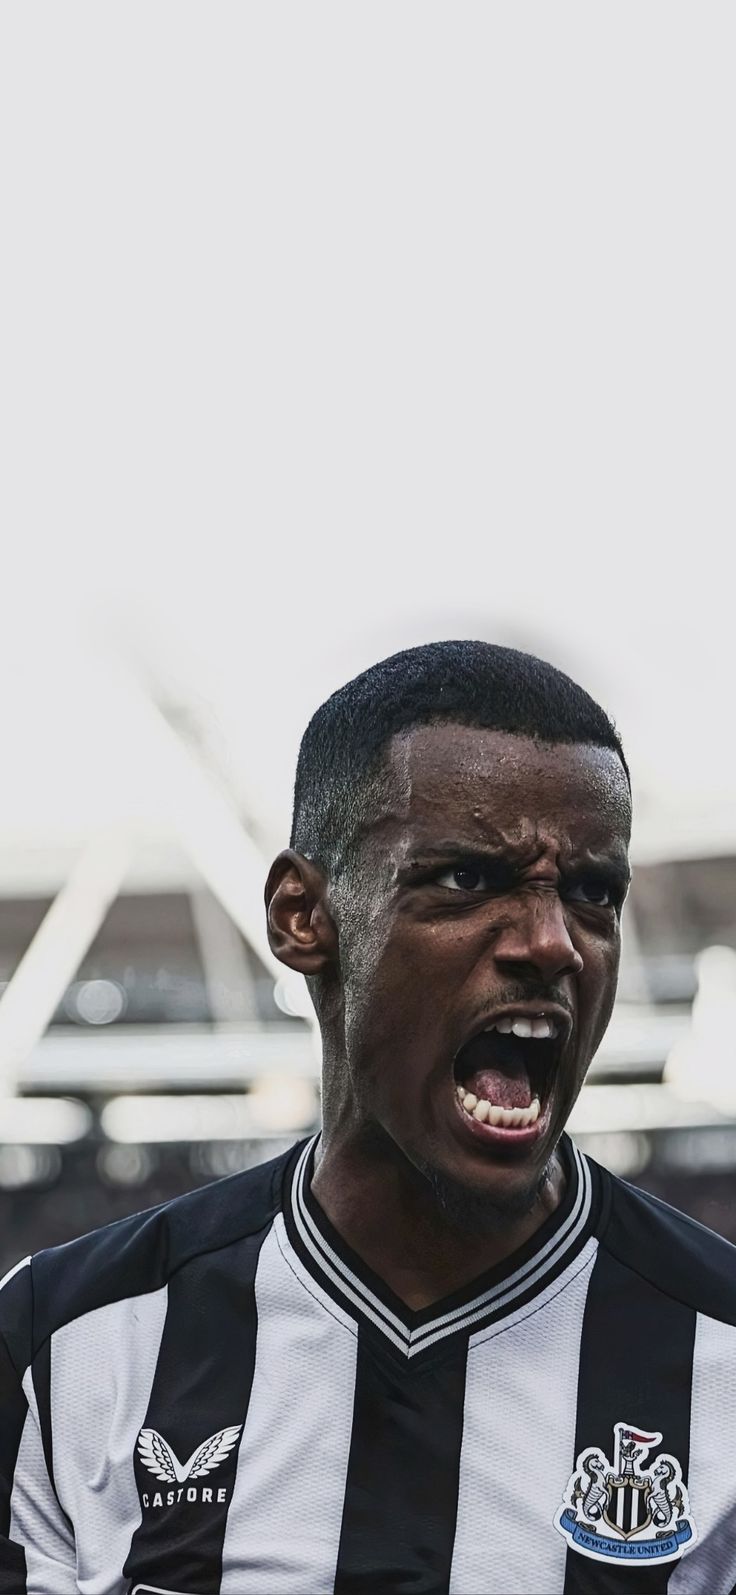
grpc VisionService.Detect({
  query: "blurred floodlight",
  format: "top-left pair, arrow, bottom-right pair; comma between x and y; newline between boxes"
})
101,1094 -> 252,1142
273,975 -> 314,1020
0,1097 -> 92,1144
0,1145 -> 63,1189
67,979 -> 127,1026
97,1143 -> 155,1186
663,1128 -> 736,1172
573,1132 -> 651,1178
101,1084 -> 317,1143
569,1082 -> 723,1134
190,1139 -> 300,1179
247,1075 -> 317,1132
665,945 -> 736,1111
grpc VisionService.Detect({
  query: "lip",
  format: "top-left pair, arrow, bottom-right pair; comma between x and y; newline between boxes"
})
452,1087 -> 552,1153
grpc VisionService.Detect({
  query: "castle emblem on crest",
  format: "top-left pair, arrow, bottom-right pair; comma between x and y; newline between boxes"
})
555,1422 -> 697,1565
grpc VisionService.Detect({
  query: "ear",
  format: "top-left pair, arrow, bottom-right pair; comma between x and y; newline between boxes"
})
265,849 -> 338,975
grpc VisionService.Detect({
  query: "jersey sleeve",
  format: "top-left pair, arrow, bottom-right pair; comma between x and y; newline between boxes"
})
0,1257 -> 77,1592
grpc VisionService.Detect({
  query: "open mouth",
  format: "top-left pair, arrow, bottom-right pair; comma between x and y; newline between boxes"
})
452,1014 -> 564,1138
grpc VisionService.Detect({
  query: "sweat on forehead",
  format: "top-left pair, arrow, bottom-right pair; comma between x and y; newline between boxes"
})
383,725 -> 631,836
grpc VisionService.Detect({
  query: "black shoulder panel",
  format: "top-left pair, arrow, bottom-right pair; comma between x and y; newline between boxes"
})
28,1139 -> 303,1354
600,1166 -> 736,1326
0,1259 -> 33,1380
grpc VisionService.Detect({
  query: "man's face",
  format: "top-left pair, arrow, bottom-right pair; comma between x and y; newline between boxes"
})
331,724 -> 631,1214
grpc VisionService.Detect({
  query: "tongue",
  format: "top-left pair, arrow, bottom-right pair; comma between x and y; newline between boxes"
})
457,1034 -> 532,1109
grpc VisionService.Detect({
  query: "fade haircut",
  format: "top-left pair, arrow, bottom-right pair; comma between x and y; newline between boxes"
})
290,640 -> 629,877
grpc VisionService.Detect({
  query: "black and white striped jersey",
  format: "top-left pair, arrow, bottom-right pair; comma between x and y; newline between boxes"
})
2,1133 -> 736,1595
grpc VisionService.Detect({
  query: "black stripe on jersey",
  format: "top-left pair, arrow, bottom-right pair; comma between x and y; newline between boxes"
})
605,1175 -> 736,1327
30,1338 -> 73,1541
28,1147 -> 290,1353
0,1259 -> 33,1595
29,1340 -> 53,1499
562,1246 -> 696,1595
0,1329 -> 27,1593
334,1328 -> 467,1595
122,1225 -> 271,1595
285,1134 -> 601,1361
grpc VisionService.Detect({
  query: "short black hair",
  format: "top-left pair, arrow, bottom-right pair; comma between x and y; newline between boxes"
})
291,640 -> 629,875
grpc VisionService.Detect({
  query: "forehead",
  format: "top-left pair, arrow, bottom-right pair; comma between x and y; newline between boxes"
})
380,723 -> 631,853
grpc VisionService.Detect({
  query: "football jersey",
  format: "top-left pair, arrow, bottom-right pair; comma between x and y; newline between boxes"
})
1,1132 -> 736,1595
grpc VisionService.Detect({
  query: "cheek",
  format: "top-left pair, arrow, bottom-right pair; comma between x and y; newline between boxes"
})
343,931 -> 452,1061
378,922 -> 472,1003
337,893 -> 394,989
339,934 -> 404,1049
403,914 -> 488,973
579,939 -> 620,1024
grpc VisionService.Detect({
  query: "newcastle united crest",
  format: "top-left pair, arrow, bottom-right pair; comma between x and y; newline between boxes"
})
555,1421 -> 697,1566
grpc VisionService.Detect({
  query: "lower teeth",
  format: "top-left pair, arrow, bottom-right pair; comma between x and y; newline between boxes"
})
456,1086 -> 540,1129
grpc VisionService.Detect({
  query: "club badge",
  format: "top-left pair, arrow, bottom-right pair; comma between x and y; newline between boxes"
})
555,1421 -> 697,1565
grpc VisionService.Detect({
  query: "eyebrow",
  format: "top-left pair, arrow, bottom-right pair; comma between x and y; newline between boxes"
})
401,842 -> 632,890
403,842 -> 511,868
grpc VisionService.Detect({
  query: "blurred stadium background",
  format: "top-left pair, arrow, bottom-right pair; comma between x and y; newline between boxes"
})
3,6 -> 735,1273
2,626 -> 736,1277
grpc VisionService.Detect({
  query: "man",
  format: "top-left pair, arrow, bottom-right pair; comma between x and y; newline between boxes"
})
1,640 -> 734,1595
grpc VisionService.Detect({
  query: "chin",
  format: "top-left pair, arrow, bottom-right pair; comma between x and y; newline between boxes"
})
414,1146 -> 555,1234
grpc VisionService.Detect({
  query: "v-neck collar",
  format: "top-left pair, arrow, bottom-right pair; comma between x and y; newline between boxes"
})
282,1132 -> 601,1360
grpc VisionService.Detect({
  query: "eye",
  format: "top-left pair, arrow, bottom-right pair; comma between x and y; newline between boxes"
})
434,866 -> 489,893
566,878 -> 616,907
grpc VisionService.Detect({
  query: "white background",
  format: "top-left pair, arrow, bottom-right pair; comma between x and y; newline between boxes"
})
1,3 -> 734,858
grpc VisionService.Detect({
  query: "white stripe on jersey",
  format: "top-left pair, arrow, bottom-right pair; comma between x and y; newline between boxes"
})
220,1221 -> 358,1595
670,1311 -> 736,1594
51,1287 -> 169,1595
290,1139 -> 410,1351
273,1213 -> 359,1340
0,1256 -> 31,1294
467,1235 -> 598,1353
451,1241 -> 597,1595
10,1368 -> 76,1594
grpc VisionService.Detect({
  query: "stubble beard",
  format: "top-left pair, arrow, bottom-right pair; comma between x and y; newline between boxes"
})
415,1149 -> 556,1235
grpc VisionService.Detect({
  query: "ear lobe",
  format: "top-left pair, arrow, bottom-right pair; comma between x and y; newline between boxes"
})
265,850 -> 337,975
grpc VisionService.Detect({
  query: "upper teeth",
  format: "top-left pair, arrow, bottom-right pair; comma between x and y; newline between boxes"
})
487,1015 -> 559,1040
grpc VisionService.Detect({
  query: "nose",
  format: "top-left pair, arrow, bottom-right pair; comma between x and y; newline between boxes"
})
491,888 -> 584,983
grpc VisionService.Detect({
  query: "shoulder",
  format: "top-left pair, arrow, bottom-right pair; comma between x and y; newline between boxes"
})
595,1159 -> 736,1326
0,1139 -> 304,1363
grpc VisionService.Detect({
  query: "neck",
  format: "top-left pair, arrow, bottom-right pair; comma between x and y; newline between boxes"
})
310,1125 -> 566,1311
